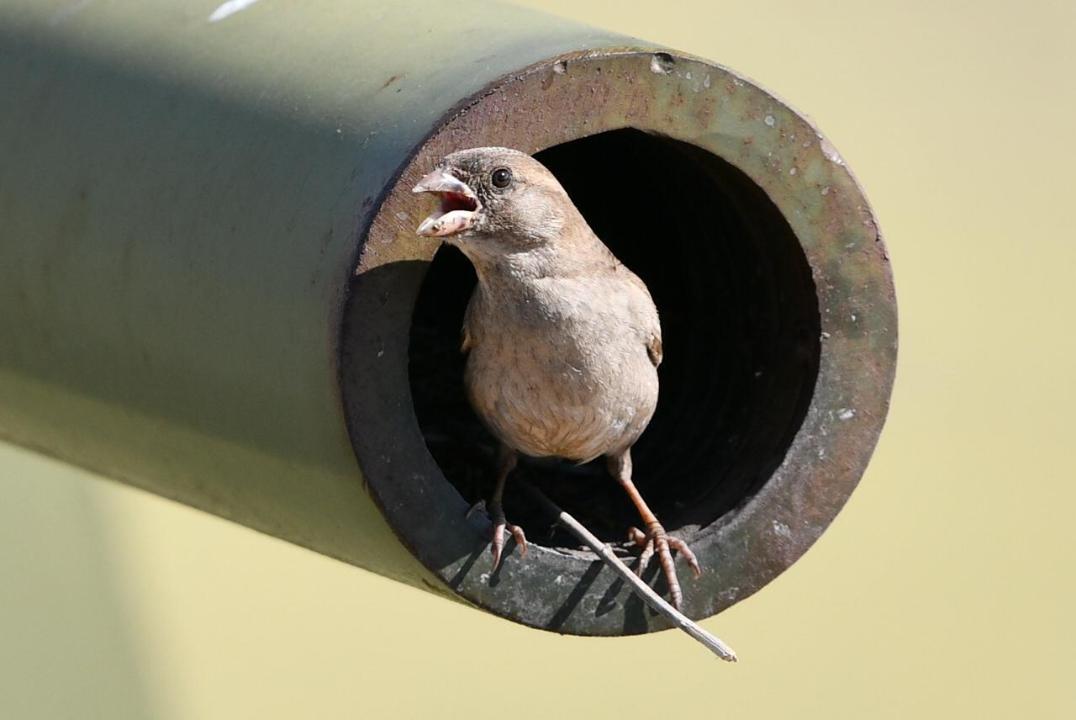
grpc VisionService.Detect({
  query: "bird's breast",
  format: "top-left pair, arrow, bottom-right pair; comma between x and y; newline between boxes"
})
463,286 -> 658,462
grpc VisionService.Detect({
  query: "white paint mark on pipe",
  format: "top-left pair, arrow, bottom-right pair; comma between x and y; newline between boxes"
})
209,0 -> 262,23
819,134 -> 846,165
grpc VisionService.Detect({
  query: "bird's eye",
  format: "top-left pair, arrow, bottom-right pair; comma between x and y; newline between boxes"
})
491,167 -> 512,189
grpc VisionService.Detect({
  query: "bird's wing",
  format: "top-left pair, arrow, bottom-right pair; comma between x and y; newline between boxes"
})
460,290 -> 480,353
619,265 -> 663,368
460,324 -> 472,354
646,332 -> 663,367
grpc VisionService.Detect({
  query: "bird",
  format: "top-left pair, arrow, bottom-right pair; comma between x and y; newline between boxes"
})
412,147 -> 700,609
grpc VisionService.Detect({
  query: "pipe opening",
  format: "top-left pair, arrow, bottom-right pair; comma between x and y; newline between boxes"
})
408,128 -> 820,549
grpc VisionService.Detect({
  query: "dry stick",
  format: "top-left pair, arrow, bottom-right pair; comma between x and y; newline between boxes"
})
518,481 -> 738,662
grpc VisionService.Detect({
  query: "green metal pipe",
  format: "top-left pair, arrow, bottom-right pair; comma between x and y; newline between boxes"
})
0,0 -> 896,633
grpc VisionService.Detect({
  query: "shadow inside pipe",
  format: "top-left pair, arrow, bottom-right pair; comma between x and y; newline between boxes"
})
545,559 -> 604,632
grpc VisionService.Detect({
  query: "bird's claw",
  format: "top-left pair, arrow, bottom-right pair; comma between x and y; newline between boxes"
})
628,524 -> 700,609
488,502 -> 528,571
490,519 -> 528,570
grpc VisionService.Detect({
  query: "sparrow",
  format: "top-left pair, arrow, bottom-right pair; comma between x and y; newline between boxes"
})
413,147 -> 700,609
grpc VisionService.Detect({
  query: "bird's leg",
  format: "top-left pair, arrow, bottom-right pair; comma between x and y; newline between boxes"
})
487,446 -> 528,570
609,450 -> 700,610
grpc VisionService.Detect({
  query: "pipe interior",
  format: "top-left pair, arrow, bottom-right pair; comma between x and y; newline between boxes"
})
408,128 -> 820,549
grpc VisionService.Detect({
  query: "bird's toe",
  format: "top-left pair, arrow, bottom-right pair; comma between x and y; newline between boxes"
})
666,535 -> 701,579
487,502 -> 527,571
627,523 -> 697,609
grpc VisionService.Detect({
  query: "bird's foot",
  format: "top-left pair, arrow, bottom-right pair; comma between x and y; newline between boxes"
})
468,499 -> 528,570
628,523 -> 701,610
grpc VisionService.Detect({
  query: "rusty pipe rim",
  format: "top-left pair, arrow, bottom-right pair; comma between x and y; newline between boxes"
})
342,48 -> 897,634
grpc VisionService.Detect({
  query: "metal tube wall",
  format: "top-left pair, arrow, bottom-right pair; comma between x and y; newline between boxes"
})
0,0 -> 627,591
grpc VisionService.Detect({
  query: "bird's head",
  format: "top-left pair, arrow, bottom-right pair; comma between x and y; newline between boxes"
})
412,147 -> 574,252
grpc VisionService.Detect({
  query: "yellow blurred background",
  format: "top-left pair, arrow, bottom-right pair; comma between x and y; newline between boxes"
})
2,0 -> 1074,717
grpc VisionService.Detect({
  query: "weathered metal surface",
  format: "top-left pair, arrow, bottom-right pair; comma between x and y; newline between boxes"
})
0,0 -> 895,635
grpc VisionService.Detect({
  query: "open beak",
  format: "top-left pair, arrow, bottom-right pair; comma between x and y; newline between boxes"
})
412,169 -> 480,237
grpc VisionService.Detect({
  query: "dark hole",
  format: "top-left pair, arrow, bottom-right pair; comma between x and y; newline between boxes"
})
408,128 -> 820,549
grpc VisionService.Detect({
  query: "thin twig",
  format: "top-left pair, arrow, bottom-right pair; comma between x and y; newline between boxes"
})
518,482 -> 738,662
